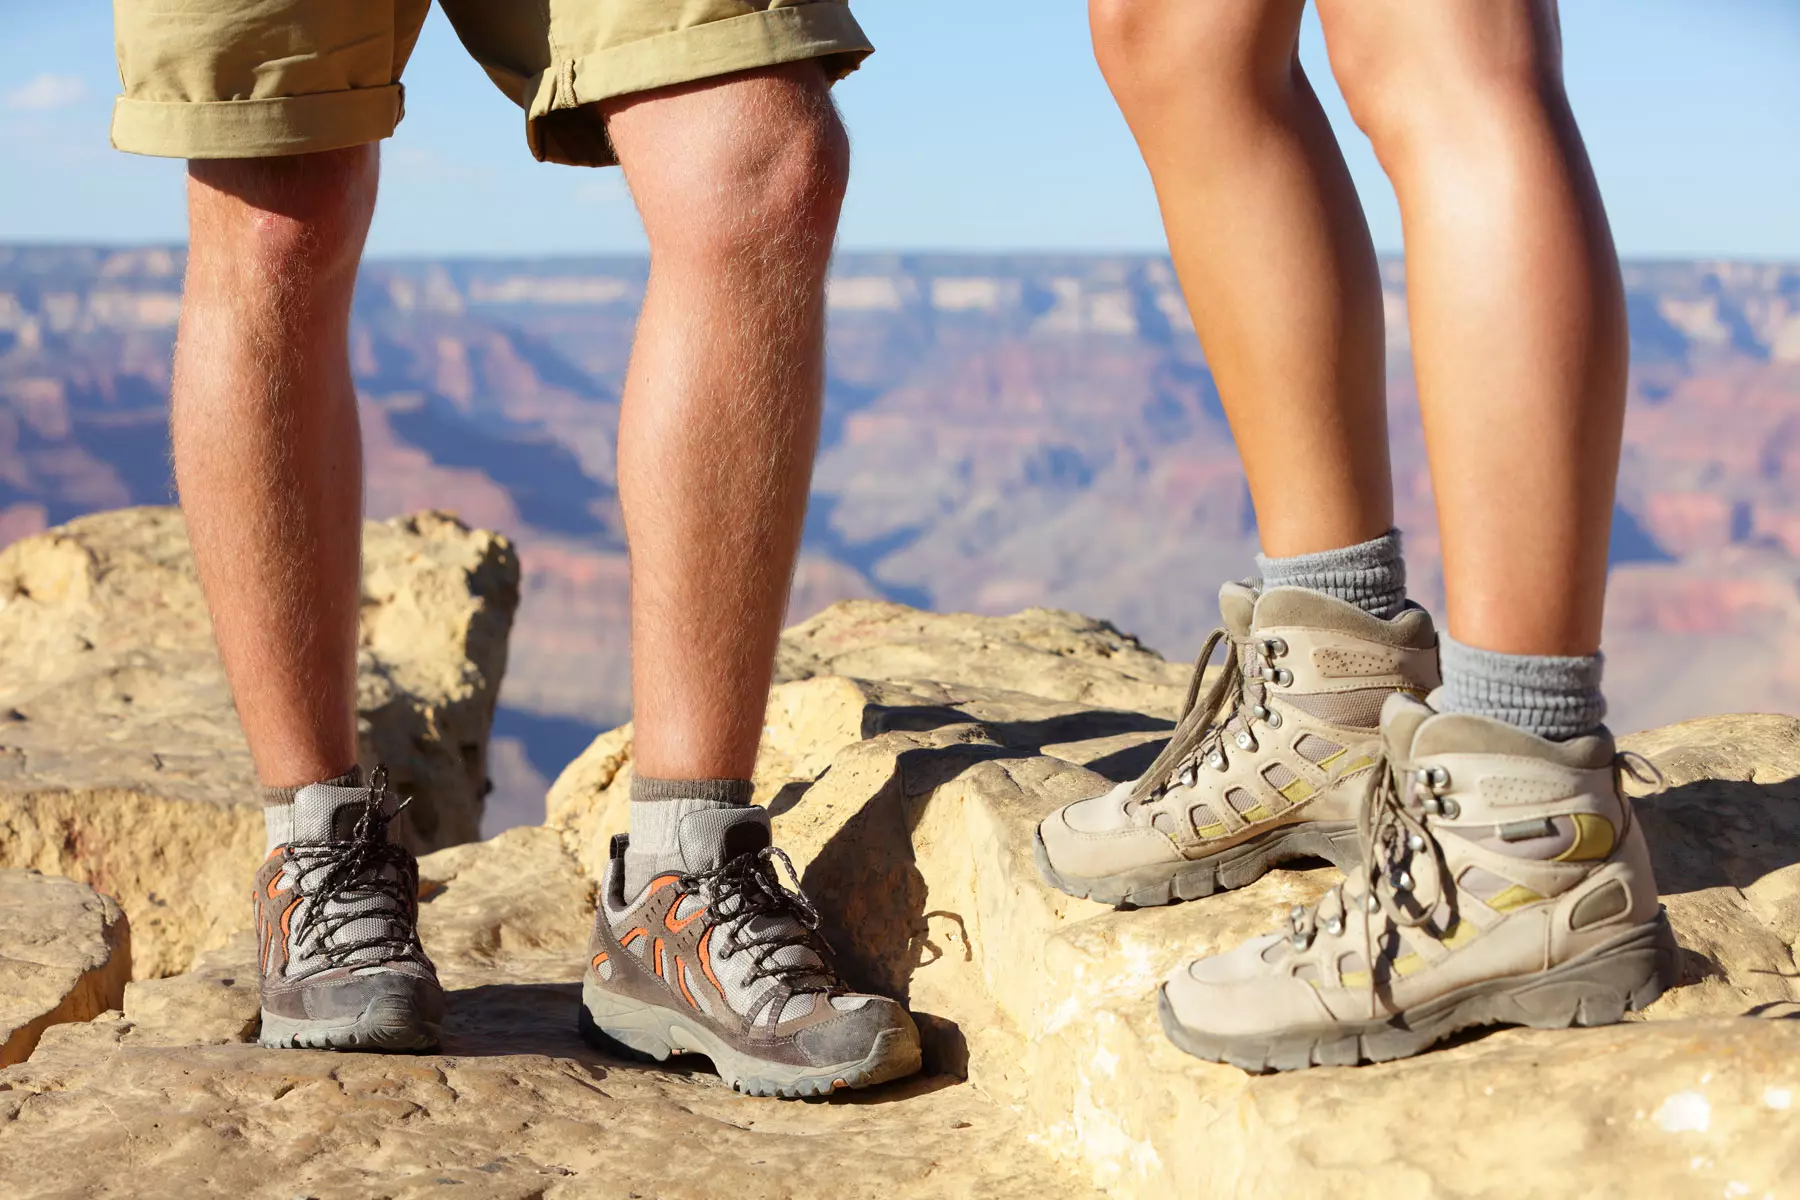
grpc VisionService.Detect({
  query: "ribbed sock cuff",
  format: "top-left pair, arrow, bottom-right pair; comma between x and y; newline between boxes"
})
1436,635 -> 1606,741
261,765 -> 361,808
629,776 -> 754,805
1256,529 -> 1407,619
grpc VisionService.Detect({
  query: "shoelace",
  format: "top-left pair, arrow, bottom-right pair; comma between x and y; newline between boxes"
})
679,846 -> 837,999
284,766 -> 431,980
1283,748 -> 1666,1016
1129,623 -> 1291,807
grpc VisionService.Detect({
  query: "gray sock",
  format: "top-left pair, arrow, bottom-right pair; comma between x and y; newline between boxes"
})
1436,634 -> 1606,741
262,765 -> 362,852
1256,529 -> 1407,619
625,776 -> 754,897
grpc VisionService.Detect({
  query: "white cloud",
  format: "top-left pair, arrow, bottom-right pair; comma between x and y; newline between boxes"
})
6,74 -> 88,112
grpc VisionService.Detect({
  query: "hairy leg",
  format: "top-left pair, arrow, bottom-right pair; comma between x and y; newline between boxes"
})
1319,0 -> 1628,655
605,64 -> 849,779
1091,0 -> 1391,556
174,146 -> 377,786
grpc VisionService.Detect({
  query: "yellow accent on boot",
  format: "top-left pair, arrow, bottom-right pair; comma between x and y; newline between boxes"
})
1486,884 -> 1545,913
1553,813 -> 1617,863
1279,778 -> 1316,805
1438,920 -> 1481,951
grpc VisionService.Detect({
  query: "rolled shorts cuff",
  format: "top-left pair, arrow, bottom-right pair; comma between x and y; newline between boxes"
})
525,5 -> 872,166
110,84 -> 404,160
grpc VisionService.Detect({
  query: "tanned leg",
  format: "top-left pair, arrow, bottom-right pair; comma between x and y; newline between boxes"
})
1090,0 -> 1391,556
604,64 -> 849,779
1318,0 -> 1628,655
174,146 -> 377,786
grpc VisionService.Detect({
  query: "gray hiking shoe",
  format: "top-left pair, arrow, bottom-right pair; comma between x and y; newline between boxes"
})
579,805 -> 922,1098
1158,693 -> 1678,1072
1035,583 -> 1440,907
254,767 -> 444,1051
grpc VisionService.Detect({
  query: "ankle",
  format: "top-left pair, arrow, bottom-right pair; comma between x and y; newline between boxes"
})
262,765 -> 362,851
624,776 -> 754,895
1257,528 -> 1407,619
1435,634 -> 1605,741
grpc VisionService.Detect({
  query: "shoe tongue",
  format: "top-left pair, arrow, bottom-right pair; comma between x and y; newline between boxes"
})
1379,691 -> 1436,763
675,805 -> 770,873
290,781 -> 390,843
1218,581 -> 1257,636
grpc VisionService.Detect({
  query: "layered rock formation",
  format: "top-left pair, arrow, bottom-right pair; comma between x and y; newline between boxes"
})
3,601 -> 1796,1198
0,870 -> 129,1066
0,507 -> 519,976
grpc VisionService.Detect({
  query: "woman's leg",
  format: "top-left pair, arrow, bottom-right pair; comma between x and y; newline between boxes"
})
1317,0 -> 1628,668
1090,0 -> 1393,558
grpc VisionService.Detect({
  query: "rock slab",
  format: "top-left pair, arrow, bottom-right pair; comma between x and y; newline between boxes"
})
0,507 -> 519,976
550,602 -> 1800,1198
0,827 -> 1097,1200
0,869 -> 129,1066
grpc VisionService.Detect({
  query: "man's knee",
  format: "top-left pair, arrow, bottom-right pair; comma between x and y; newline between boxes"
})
188,145 -> 377,291
1089,0 -> 1300,110
618,66 -> 850,269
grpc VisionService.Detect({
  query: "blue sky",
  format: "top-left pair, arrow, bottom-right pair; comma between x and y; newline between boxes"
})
2,0 -> 1796,258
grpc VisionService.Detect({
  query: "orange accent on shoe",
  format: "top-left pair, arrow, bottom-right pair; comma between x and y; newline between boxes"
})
280,896 -> 301,940
697,926 -> 725,997
646,874 -> 681,897
264,845 -> 285,862
591,951 -> 609,970
652,937 -> 666,978
664,895 -> 707,934
620,928 -> 647,950
267,873 -> 285,899
675,958 -> 698,1009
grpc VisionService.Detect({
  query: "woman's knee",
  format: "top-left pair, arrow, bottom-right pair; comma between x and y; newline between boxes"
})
1319,0 -> 1563,158
1090,0 -> 1302,109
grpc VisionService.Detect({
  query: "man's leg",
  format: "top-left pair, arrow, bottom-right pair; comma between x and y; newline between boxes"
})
1158,2 -> 1672,1072
176,147 -> 373,788
1033,0 -> 1442,912
576,63 -> 921,1097
176,147 -> 443,1051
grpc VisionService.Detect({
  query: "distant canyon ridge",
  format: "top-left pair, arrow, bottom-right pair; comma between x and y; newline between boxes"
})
3,246 -> 1796,829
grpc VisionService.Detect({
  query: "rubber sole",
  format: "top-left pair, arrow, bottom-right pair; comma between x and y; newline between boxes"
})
258,994 -> 441,1052
1160,911 -> 1680,1073
1034,820 -> 1361,909
578,981 -> 922,1099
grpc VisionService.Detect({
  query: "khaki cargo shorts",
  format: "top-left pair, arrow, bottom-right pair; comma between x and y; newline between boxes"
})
111,0 -> 871,167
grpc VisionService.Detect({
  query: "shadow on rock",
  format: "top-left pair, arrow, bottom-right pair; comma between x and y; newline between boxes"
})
1639,774 -> 1800,895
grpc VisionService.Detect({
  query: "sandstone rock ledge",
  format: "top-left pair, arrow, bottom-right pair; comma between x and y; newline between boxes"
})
0,869 -> 129,1066
0,507 -> 519,977
551,603 -> 1800,1197
2,602 -> 1796,1198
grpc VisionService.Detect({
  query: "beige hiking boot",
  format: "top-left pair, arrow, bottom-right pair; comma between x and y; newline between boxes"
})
1158,692 -> 1678,1072
1034,583 -> 1440,907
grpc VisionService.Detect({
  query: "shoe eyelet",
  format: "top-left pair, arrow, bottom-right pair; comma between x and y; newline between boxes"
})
1324,917 -> 1343,936
1441,798 -> 1461,819
1407,832 -> 1425,852
1235,731 -> 1254,750
1210,754 -> 1227,771
1265,710 -> 1282,729
1427,766 -> 1451,789
1393,870 -> 1413,891
1273,669 -> 1293,687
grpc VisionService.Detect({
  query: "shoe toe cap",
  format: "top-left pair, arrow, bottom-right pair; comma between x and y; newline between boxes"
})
795,995 -> 919,1068
1163,940 -> 1331,1038
1038,785 -> 1181,879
